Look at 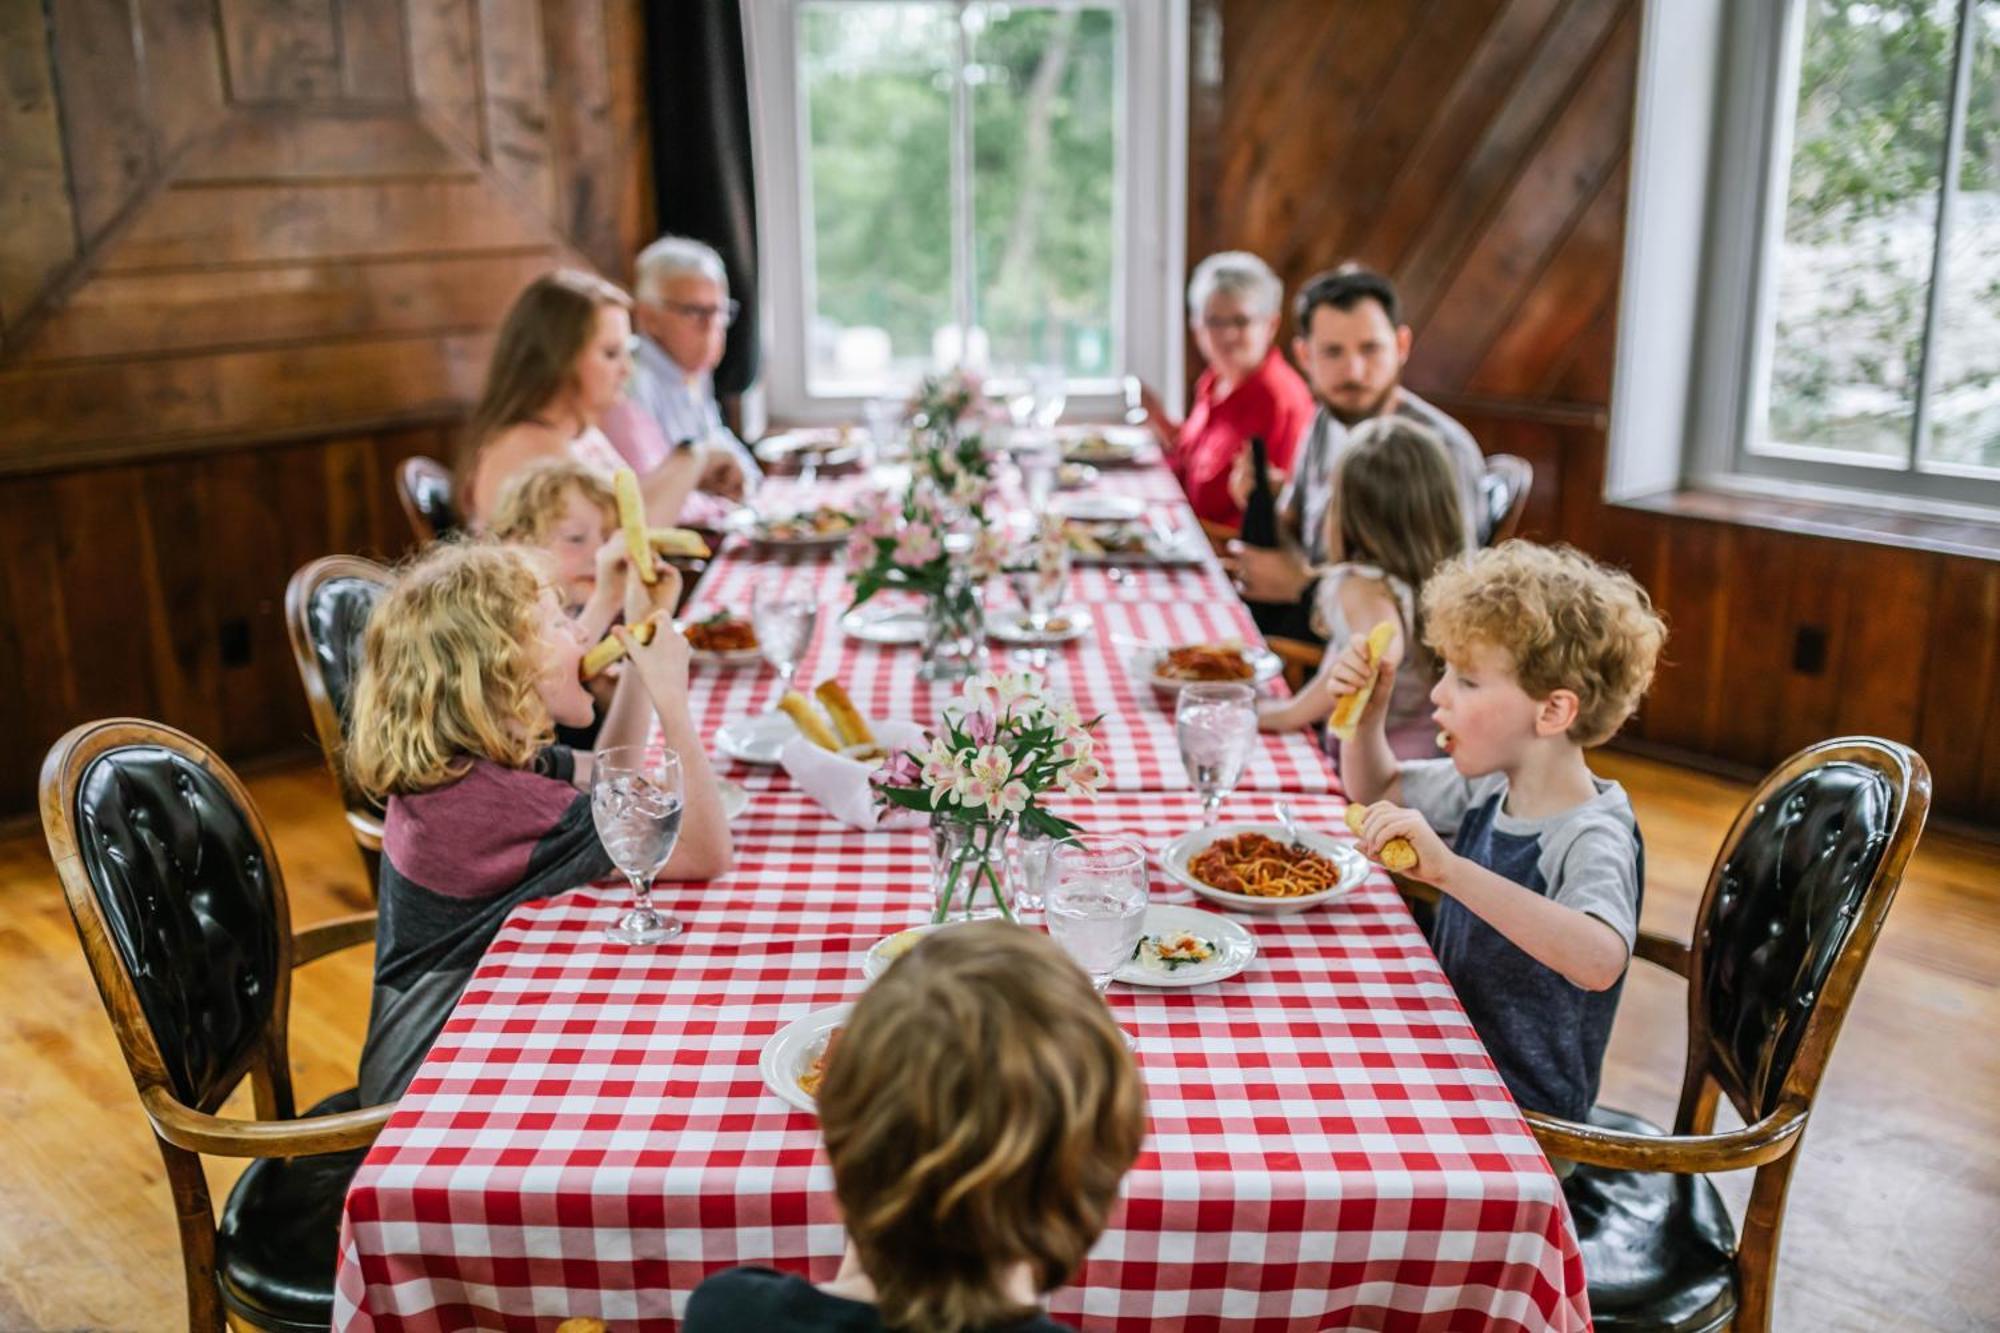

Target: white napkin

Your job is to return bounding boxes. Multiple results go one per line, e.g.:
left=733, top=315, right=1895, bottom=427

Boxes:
left=781, top=719, right=930, bottom=831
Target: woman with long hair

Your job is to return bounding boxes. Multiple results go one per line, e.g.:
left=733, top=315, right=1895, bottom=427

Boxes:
left=456, top=269, right=701, bottom=525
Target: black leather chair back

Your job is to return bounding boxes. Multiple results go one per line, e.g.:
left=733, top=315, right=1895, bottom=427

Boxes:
left=306, top=576, right=383, bottom=732
left=1478, top=453, right=1533, bottom=547
left=1700, top=760, right=1894, bottom=1117
left=73, top=744, right=281, bottom=1110
left=398, top=456, right=460, bottom=543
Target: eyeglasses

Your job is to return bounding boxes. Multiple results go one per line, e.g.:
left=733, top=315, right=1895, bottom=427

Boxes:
left=661, top=299, right=741, bottom=328
left=1198, top=314, right=1261, bottom=334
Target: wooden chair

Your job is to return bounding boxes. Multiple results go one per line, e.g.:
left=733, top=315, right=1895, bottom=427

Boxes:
left=1526, top=737, right=1930, bottom=1332
left=284, top=555, right=392, bottom=893
left=40, top=718, right=392, bottom=1332
left=396, top=455, right=459, bottom=544
left=1479, top=452, right=1533, bottom=545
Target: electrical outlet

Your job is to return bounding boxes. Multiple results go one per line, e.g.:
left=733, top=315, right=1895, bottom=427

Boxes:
left=220, top=617, right=252, bottom=667
left=1792, top=625, right=1828, bottom=675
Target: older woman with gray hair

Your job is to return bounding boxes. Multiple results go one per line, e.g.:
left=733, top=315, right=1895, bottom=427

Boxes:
left=1137, top=250, right=1316, bottom=528
left=601, top=234, right=761, bottom=507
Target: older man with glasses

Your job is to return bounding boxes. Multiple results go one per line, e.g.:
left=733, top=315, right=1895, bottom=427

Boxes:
left=603, top=235, right=762, bottom=504
left=1134, top=251, right=1317, bottom=530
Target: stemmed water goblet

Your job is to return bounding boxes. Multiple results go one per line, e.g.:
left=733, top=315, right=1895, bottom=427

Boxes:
left=591, top=747, right=685, bottom=944
left=1175, top=682, right=1258, bottom=825
left=751, top=576, right=819, bottom=708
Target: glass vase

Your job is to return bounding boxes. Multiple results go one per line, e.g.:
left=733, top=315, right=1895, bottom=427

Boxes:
left=919, top=565, right=986, bottom=682
left=929, top=813, right=1015, bottom=922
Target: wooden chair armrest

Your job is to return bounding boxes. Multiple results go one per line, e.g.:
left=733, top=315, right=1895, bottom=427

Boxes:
left=293, top=911, right=378, bottom=966
left=347, top=808, right=384, bottom=852
left=1524, top=1099, right=1808, bottom=1175
left=1266, top=637, right=1324, bottom=673
left=141, top=1085, right=394, bottom=1158
left=1633, top=930, right=1690, bottom=978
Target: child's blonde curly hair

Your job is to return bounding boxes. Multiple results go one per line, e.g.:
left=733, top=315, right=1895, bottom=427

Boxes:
left=346, top=541, right=556, bottom=798
left=1421, top=541, right=1667, bottom=746
left=487, top=458, right=617, bottom=546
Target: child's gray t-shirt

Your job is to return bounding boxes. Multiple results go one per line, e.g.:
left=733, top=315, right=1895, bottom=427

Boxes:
left=1398, top=758, right=1642, bottom=1121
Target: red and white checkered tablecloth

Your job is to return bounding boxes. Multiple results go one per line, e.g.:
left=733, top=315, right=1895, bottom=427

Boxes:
left=333, top=789, right=1587, bottom=1331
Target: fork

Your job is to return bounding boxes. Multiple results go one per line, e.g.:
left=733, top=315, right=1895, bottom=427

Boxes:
left=1275, top=799, right=1307, bottom=850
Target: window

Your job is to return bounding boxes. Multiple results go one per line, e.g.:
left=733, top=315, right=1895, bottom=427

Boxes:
left=745, top=0, right=1185, bottom=421
left=1682, top=0, right=2000, bottom=510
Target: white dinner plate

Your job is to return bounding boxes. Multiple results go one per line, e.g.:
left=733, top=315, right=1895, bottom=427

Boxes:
left=754, top=428, right=867, bottom=469
left=859, top=922, right=964, bottom=981
left=1113, top=905, right=1256, bottom=987
left=1056, top=462, right=1099, bottom=490
left=726, top=508, right=854, bottom=551
left=677, top=618, right=765, bottom=668
left=716, top=712, right=798, bottom=765
left=840, top=603, right=928, bottom=646
left=718, top=778, right=750, bottom=821
left=1054, top=493, right=1146, bottom=523
left=1066, top=522, right=1203, bottom=566
left=1130, top=644, right=1284, bottom=694
left=1056, top=425, right=1152, bottom=467
left=1159, top=822, right=1369, bottom=915
left=986, top=607, right=1092, bottom=646
left=759, top=1004, right=849, bottom=1114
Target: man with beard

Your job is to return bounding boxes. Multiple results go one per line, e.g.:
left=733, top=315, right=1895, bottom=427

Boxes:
left=1223, top=264, right=1483, bottom=642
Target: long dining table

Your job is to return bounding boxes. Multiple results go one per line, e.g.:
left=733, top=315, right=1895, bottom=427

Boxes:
left=332, top=441, right=1590, bottom=1332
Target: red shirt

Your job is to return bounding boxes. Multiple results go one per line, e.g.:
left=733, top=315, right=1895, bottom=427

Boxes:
left=1170, top=347, right=1317, bottom=527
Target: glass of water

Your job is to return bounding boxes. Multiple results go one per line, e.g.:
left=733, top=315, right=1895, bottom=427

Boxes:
left=1015, top=434, right=1060, bottom=512
left=1045, top=836, right=1149, bottom=1045
left=1012, top=825, right=1057, bottom=915
left=591, top=747, right=685, bottom=944
left=1006, top=537, right=1069, bottom=637
left=1175, top=682, right=1258, bottom=825
left=751, top=576, right=819, bottom=703
left=1031, top=364, right=1068, bottom=429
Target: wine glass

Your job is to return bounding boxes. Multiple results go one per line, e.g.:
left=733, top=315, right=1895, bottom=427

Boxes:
left=1175, top=682, right=1258, bottom=825
left=1015, top=433, right=1060, bottom=512
left=751, top=576, right=818, bottom=705
left=1006, top=534, right=1069, bottom=637
left=591, top=747, right=685, bottom=944
left=1031, top=364, right=1067, bottom=429
left=1044, top=836, right=1149, bottom=1045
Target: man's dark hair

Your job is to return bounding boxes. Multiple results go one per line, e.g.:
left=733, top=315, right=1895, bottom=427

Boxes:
left=1293, top=263, right=1401, bottom=336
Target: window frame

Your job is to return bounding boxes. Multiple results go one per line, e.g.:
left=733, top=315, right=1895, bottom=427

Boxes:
left=741, top=0, right=1188, bottom=425
left=1686, top=0, right=2000, bottom=513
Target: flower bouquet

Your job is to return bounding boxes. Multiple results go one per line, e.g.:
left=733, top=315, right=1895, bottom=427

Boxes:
left=845, top=484, right=1010, bottom=680
left=873, top=669, right=1106, bottom=921
left=909, top=367, right=986, bottom=435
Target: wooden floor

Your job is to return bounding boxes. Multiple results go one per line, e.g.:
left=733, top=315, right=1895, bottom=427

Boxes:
left=1, top=750, right=1994, bottom=1331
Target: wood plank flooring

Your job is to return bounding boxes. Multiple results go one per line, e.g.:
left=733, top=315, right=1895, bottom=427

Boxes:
left=0, top=750, right=1994, bottom=1330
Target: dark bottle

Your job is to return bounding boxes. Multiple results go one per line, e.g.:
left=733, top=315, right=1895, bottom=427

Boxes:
left=1239, top=436, right=1280, bottom=548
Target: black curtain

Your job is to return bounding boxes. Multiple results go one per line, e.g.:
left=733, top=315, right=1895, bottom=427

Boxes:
left=642, top=0, right=761, bottom=396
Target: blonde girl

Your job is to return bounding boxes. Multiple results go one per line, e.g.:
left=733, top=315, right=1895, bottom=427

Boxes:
left=488, top=458, right=631, bottom=643
left=346, top=540, right=730, bottom=1102
left=456, top=269, right=701, bottom=525
left=1258, top=416, right=1468, bottom=758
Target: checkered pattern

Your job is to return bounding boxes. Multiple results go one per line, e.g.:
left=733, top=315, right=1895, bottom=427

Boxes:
left=332, top=461, right=1589, bottom=1331
left=333, top=790, right=1587, bottom=1331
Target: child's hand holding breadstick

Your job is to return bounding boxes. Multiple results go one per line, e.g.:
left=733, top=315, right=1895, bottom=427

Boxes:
left=1343, top=800, right=1447, bottom=881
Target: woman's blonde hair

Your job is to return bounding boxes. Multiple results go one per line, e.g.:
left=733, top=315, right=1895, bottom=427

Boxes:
left=487, top=458, right=617, bottom=546
left=346, top=541, right=555, bottom=798
left=819, top=921, right=1146, bottom=1333
left=1422, top=541, right=1668, bottom=745
left=455, top=268, right=632, bottom=495
left=1328, top=416, right=1467, bottom=659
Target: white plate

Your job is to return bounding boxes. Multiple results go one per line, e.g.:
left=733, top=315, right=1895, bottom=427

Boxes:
left=716, top=713, right=798, bottom=765
left=754, top=430, right=865, bottom=470
left=678, top=618, right=764, bottom=668
left=718, top=778, right=750, bottom=821
left=986, top=607, right=1092, bottom=646
left=760, top=1004, right=849, bottom=1114
left=1131, top=644, right=1284, bottom=693
left=1056, top=462, right=1099, bottom=490
left=840, top=603, right=928, bottom=646
left=1057, top=424, right=1152, bottom=466
left=859, top=922, right=962, bottom=981
left=1055, top=493, right=1146, bottom=523
left=726, top=508, right=855, bottom=551
left=1067, top=523, right=1202, bottom=566
left=1114, top=905, right=1256, bottom=987
left=1160, top=823, right=1369, bottom=915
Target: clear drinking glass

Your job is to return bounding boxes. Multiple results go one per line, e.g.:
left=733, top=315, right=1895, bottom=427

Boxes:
left=1175, top=682, right=1258, bottom=825
left=1045, top=836, right=1149, bottom=1045
left=591, top=747, right=685, bottom=944
left=1031, top=365, right=1067, bottom=429
left=1016, top=434, right=1060, bottom=512
left=751, top=577, right=819, bottom=704
left=1012, top=825, right=1057, bottom=915
left=1006, top=538, right=1069, bottom=636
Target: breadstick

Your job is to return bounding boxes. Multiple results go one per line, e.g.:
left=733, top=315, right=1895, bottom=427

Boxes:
left=778, top=691, right=841, bottom=750
left=1329, top=620, right=1398, bottom=741
left=1344, top=802, right=1418, bottom=873
left=814, top=679, right=876, bottom=749
left=579, top=614, right=661, bottom=681
left=648, top=526, right=711, bottom=559
left=613, top=467, right=656, bottom=584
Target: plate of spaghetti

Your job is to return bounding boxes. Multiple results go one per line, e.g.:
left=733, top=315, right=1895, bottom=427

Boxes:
left=760, top=1005, right=848, bottom=1113
left=681, top=611, right=762, bottom=665
left=1134, top=641, right=1282, bottom=692
left=1161, top=824, right=1367, bottom=915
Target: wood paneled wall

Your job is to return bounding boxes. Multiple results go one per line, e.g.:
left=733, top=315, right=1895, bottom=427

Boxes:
left=1189, top=0, right=2000, bottom=828
left=0, top=0, right=651, bottom=816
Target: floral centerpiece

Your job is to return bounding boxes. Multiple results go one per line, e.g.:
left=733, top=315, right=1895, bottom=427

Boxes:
left=873, top=669, right=1105, bottom=920
left=845, top=484, right=1010, bottom=680
left=909, top=367, right=986, bottom=436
